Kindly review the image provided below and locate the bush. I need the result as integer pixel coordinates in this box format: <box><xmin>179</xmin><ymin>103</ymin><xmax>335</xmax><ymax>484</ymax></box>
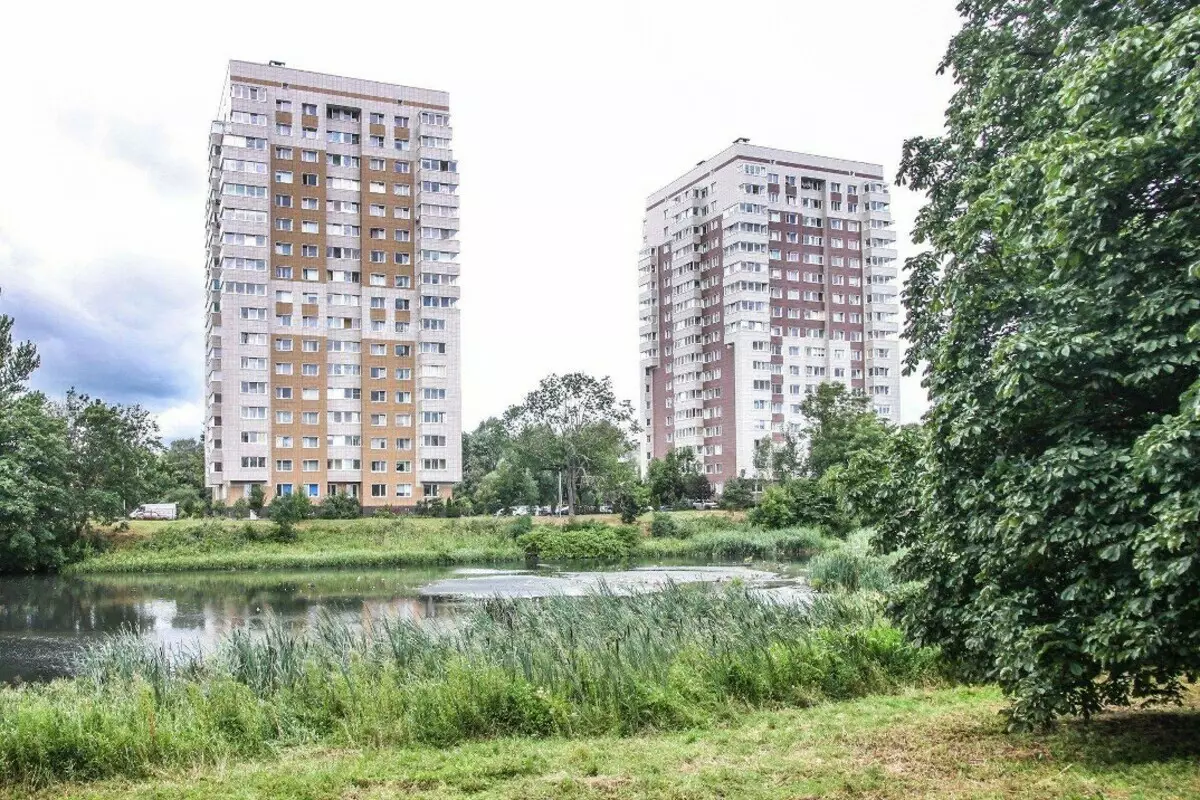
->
<box><xmin>748</xmin><ymin>478</ymin><xmax>854</xmax><ymax>536</ymax></box>
<box><xmin>649</xmin><ymin>512</ymin><xmax>680</xmax><ymax>538</ymax></box>
<box><xmin>319</xmin><ymin>493</ymin><xmax>361</xmax><ymax>519</ymax></box>
<box><xmin>507</xmin><ymin>514</ymin><xmax>534</xmax><ymax>539</ymax></box>
<box><xmin>518</xmin><ymin>523</ymin><xmax>640</xmax><ymax>561</ymax></box>
<box><xmin>748</xmin><ymin>485</ymin><xmax>796</xmax><ymax>529</ymax></box>
<box><xmin>613</xmin><ymin>485</ymin><xmax>644</xmax><ymax>524</ymax></box>
<box><xmin>267</xmin><ymin>493</ymin><xmax>312</xmax><ymax>543</ymax></box>
<box><xmin>719</xmin><ymin>477</ymin><xmax>756</xmax><ymax>510</ymax></box>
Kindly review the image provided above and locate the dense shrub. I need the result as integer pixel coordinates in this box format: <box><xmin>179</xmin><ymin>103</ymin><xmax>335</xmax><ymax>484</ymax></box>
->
<box><xmin>518</xmin><ymin>523</ymin><xmax>640</xmax><ymax>561</ymax></box>
<box><xmin>749</xmin><ymin>478</ymin><xmax>853</xmax><ymax>536</ymax></box>
<box><xmin>267</xmin><ymin>493</ymin><xmax>312</xmax><ymax>542</ymax></box>
<box><xmin>506</xmin><ymin>514</ymin><xmax>534</xmax><ymax>538</ymax></box>
<box><xmin>318</xmin><ymin>493</ymin><xmax>361</xmax><ymax>519</ymax></box>
<box><xmin>649</xmin><ymin>512</ymin><xmax>681</xmax><ymax>538</ymax></box>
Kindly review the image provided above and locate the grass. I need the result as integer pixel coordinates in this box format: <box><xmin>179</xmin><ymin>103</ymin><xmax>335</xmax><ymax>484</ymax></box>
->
<box><xmin>70</xmin><ymin>513</ymin><xmax>824</xmax><ymax>574</ymax></box>
<box><xmin>0</xmin><ymin>586</ymin><xmax>937</xmax><ymax>788</ymax></box>
<box><xmin>6</xmin><ymin>684</ymin><xmax>1198</xmax><ymax>799</ymax></box>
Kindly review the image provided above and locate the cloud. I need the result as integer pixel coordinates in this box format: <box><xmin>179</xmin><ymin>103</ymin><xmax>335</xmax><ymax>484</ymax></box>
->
<box><xmin>155</xmin><ymin>401</ymin><xmax>204</xmax><ymax>443</ymax></box>
<box><xmin>55</xmin><ymin>109</ymin><xmax>196</xmax><ymax>197</ymax></box>
<box><xmin>0</xmin><ymin>231</ymin><xmax>201</xmax><ymax>413</ymax></box>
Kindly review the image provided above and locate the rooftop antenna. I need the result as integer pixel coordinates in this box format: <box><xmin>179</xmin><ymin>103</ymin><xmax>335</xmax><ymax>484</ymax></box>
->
<box><xmin>269</xmin><ymin>60</ymin><xmax>286</xmax><ymax>66</ymax></box>
<box><xmin>733</xmin><ymin>137</ymin><xmax>750</xmax><ymax>144</ymax></box>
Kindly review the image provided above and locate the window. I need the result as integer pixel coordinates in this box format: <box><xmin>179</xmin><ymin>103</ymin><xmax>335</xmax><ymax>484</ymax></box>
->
<box><xmin>422</xmin><ymin>459</ymin><xmax>447</xmax><ymax>471</ymax></box>
<box><xmin>396</xmin><ymin>483</ymin><xmax>413</xmax><ymax>497</ymax></box>
<box><xmin>241</xmin><ymin>456</ymin><xmax>267</xmax><ymax>468</ymax></box>
<box><xmin>301</xmin><ymin>150</ymin><xmax>318</xmax><ymax>162</ymax></box>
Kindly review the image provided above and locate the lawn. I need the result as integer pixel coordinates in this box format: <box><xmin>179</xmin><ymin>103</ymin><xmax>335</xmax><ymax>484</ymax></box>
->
<box><xmin>7</xmin><ymin>684</ymin><xmax>1197</xmax><ymax>799</ymax></box>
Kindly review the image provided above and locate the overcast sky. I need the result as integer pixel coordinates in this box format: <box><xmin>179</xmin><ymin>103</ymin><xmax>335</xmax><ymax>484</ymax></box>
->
<box><xmin>0</xmin><ymin>0</ymin><xmax>962</xmax><ymax>441</ymax></box>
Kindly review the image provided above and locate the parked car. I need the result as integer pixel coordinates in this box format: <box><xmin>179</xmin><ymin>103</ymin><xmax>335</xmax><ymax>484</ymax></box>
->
<box><xmin>598</xmin><ymin>504</ymin><xmax>613</xmax><ymax>514</ymax></box>
<box><xmin>692</xmin><ymin>500</ymin><xmax>718</xmax><ymax>510</ymax></box>
<box><xmin>129</xmin><ymin>503</ymin><xmax>178</xmax><ymax>521</ymax></box>
<box><xmin>554</xmin><ymin>505</ymin><xmax>571</xmax><ymax>516</ymax></box>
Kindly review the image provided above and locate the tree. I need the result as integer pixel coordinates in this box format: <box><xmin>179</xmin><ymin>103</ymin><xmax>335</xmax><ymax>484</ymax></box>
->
<box><xmin>55</xmin><ymin>390</ymin><xmax>162</xmax><ymax>536</ymax></box>
<box><xmin>718</xmin><ymin>477</ymin><xmax>755</xmax><ymax>510</ymax></box>
<box><xmin>646</xmin><ymin>451</ymin><xmax>684</xmax><ymax>507</ymax></box>
<box><xmin>155</xmin><ymin>437</ymin><xmax>205</xmax><ymax>516</ymax></box>
<box><xmin>474</xmin><ymin>458</ymin><xmax>538</xmax><ymax>514</ymax></box>
<box><xmin>0</xmin><ymin>394</ymin><xmax>73</xmax><ymax>572</ymax></box>
<box><xmin>751</xmin><ymin>436</ymin><xmax>774</xmax><ymax>482</ymax></box>
<box><xmin>799</xmin><ymin>384</ymin><xmax>890</xmax><ymax>479</ymax></box>
<box><xmin>891</xmin><ymin>1</ymin><xmax>1200</xmax><ymax>727</ymax></box>
<box><xmin>247</xmin><ymin>484</ymin><xmax>266</xmax><ymax>516</ymax></box>
<box><xmin>612</xmin><ymin>480</ymin><xmax>647</xmax><ymax>524</ymax></box>
<box><xmin>268</xmin><ymin>492</ymin><xmax>311</xmax><ymax>542</ymax></box>
<box><xmin>504</xmin><ymin>373</ymin><xmax>638</xmax><ymax>515</ymax></box>
<box><xmin>460</xmin><ymin>417</ymin><xmax>510</xmax><ymax>501</ymax></box>
<box><xmin>0</xmin><ymin>300</ymin><xmax>160</xmax><ymax>572</ymax></box>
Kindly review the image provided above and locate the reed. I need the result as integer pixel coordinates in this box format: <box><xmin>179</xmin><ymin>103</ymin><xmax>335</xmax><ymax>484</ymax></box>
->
<box><xmin>0</xmin><ymin>585</ymin><xmax>937</xmax><ymax>787</ymax></box>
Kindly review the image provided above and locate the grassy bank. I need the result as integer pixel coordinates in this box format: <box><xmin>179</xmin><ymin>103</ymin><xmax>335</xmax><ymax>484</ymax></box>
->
<box><xmin>7</xmin><ymin>684</ymin><xmax>1198</xmax><ymax>799</ymax></box>
<box><xmin>70</xmin><ymin>513</ymin><xmax>821</xmax><ymax>574</ymax></box>
<box><xmin>0</xmin><ymin>586</ymin><xmax>937</xmax><ymax>788</ymax></box>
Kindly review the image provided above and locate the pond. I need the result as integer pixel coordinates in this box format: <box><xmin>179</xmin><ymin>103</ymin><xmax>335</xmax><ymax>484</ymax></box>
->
<box><xmin>0</xmin><ymin>560</ymin><xmax>809</xmax><ymax>683</ymax></box>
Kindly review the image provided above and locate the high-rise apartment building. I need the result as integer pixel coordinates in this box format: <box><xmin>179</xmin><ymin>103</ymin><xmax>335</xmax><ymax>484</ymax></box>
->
<box><xmin>205</xmin><ymin>61</ymin><xmax>462</xmax><ymax>508</ymax></box>
<box><xmin>638</xmin><ymin>141</ymin><xmax>900</xmax><ymax>489</ymax></box>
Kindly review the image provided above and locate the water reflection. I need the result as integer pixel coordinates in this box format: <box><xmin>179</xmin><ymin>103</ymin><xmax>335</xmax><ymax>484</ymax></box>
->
<box><xmin>0</xmin><ymin>566</ymin><xmax>472</xmax><ymax>683</ymax></box>
<box><xmin>0</xmin><ymin>561</ymin><xmax>807</xmax><ymax>684</ymax></box>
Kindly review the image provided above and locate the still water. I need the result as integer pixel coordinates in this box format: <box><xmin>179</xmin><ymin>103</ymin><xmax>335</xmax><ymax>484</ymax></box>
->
<box><xmin>0</xmin><ymin>561</ymin><xmax>806</xmax><ymax>683</ymax></box>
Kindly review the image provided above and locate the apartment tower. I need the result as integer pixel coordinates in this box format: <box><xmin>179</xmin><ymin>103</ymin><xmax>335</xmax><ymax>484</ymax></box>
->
<box><xmin>205</xmin><ymin>61</ymin><xmax>462</xmax><ymax>508</ymax></box>
<box><xmin>638</xmin><ymin>141</ymin><xmax>900</xmax><ymax>489</ymax></box>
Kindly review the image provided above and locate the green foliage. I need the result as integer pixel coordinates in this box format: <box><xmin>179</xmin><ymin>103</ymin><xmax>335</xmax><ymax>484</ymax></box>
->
<box><xmin>246</xmin><ymin>484</ymin><xmax>265</xmax><ymax>513</ymax></box>
<box><xmin>153</xmin><ymin>437</ymin><xmax>205</xmax><ymax>517</ymax></box>
<box><xmin>643</xmin><ymin>526</ymin><xmax>832</xmax><ymax>562</ymax></box>
<box><xmin>748</xmin><ymin>477</ymin><xmax>853</xmax><ymax>536</ymax></box>
<box><xmin>613</xmin><ymin>481</ymin><xmax>646</xmax><ymax>524</ymax></box>
<box><xmin>518</xmin><ymin>522</ymin><xmax>640</xmax><ymax>561</ymax></box>
<box><xmin>649</xmin><ymin>512</ymin><xmax>681</xmax><ymax>539</ymax></box>
<box><xmin>807</xmin><ymin>549</ymin><xmax>895</xmax><ymax>593</ymax></box>
<box><xmin>0</xmin><ymin>393</ymin><xmax>73</xmax><ymax>572</ymax></box>
<box><xmin>267</xmin><ymin>493</ymin><xmax>312</xmax><ymax>542</ymax></box>
<box><xmin>646</xmin><ymin>447</ymin><xmax>708</xmax><ymax>507</ymax></box>
<box><xmin>891</xmin><ymin>2</ymin><xmax>1200</xmax><ymax>727</ymax></box>
<box><xmin>473</xmin><ymin>458</ymin><xmax>538</xmax><ymax>515</ymax></box>
<box><xmin>718</xmin><ymin>477</ymin><xmax>756</xmax><ymax>510</ymax></box>
<box><xmin>318</xmin><ymin>492</ymin><xmax>361</xmax><ymax>519</ymax></box>
<box><xmin>799</xmin><ymin>383</ymin><xmax>891</xmax><ymax>480</ymax></box>
<box><xmin>0</xmin><ymin>301</ymin><xmax>163</xmax><ymax>573</ymax></box>
<box><xmin>506</xmin><ymin>514</ymin><xmax>534</xmax><ymax>538</ymax></box>
<box><xmin>0</xmin><ymin>586</ymin><xmax>936</xmax><ymax>787</ymax></box>
<box><xmin>503</xmin><ymin>373</ymin><xmax>639</xmax><ymax>515</ymax></box>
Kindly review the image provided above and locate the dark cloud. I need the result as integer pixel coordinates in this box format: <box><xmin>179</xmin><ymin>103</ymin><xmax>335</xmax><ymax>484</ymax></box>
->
<box><xmin>0</xmin><ymin>247</ymin><xmax>201</xmax><ymax>410</ymax></box>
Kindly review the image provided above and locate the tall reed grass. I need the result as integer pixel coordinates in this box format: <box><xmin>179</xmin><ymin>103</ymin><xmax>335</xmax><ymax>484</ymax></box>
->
<box><xmin>0</xmin><ymin>585</ymin><xmax>936</xmax><ymax>787</ymax></box>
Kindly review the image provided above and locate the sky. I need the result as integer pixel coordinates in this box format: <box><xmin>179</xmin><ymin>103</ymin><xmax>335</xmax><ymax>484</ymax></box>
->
<box><xmin>0</xmin><ymin>0</ymin><xmax>962</xmax><ymax>442</ymax></box>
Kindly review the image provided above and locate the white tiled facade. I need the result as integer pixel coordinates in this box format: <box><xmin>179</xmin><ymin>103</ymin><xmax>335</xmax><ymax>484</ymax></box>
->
<box><xmin>638</xmin><ymin>142</ymin><xmax>901</xmax><ymax>488</ymax></box>
<box><xmin>205</xmin><ymin>61</ymin><xmax>462</xmax><ymax>507</ymax></box>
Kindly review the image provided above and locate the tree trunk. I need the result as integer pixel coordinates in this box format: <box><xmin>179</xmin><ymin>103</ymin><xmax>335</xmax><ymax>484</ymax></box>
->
<box><xmin>566</xmin><ymin>466</ymin><xmax>579</xmax><ymax>515</ymax></box>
